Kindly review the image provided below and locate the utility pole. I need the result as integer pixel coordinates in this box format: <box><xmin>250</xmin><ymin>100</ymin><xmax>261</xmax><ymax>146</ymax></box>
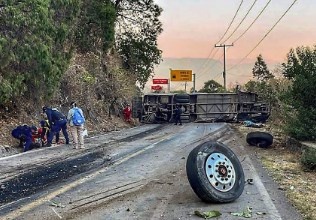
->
<box><xmin>192</xmin><ymin>73</ymin><xmax>196</xmax><ymax>93</ymax></box>
<box><xmin>215</xmin><ymin>43</ymin><xmax>233</xmax><ymax>90</ymax></box>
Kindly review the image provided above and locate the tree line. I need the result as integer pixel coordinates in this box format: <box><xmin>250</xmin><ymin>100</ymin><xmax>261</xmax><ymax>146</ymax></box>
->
<box><xmin>0</xmin><ymin>0</ymin><xmax>162</xmax><ymax>108</ymax></box>
<box><xmin>199</xmin><ymin>46</ymin><xmax>316</xmax><ymax>141</ymax></box>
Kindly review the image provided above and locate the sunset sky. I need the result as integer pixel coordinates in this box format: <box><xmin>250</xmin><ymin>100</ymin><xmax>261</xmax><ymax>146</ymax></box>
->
<box><xmin>155</xmin><ymin>0</ymin><xmax>316</xmax><ymax>64</ymax></box>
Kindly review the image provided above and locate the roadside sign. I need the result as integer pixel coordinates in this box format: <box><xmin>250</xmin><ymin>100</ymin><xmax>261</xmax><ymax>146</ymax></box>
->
<box><xmin>153</xmin><ymin>79</ymin><xmax>169</xmax><ymax>84</ymax></box>
<box><xmin>170</xmin><ymin>70</ymin><xmax>192</xmax><ymax>81</ymax></box>
<box><xmin>151</xmin><ymin>85</ymin><xmax>163</xmax><ymax>91</ymax></box>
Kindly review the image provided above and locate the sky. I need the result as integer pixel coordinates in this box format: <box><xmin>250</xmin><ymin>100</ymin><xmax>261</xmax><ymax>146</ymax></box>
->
<box><xmin>155</xmin><ymin>0</ymin><xmax>316</xmax><ymax>65</ymax></box>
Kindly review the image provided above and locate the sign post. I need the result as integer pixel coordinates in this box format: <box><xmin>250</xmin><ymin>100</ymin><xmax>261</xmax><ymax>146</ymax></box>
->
<box><xmin>170</xmin><ymin>70</ymin><xmax>193</xmax><ymax>82</ymax></box>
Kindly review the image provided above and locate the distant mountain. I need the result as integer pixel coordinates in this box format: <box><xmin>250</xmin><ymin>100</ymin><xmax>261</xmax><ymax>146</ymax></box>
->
<box><xmin>145</xmin><ymin>57</ymin><xmax>279</xmax><ymax>92</ymax></box>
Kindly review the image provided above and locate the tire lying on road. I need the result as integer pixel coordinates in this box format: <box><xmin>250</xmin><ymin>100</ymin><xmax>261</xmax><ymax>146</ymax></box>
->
<box><xmin>186</xmin><ymin>141</ymin><xmax>245</xmax><ymax>203</ymax></box>
<box><xmin>246</xmin><ymin>131</ymin><xmax>273</xmax><ymax>148</ymax></box>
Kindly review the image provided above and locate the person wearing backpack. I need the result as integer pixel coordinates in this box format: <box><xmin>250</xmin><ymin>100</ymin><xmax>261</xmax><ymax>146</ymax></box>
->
<box><xmin>42</xmin><ymin>106</ymin><xmax>70</xmax><ymax>147</ymax></box>
<box><xmin>67</xmin><ymin>101</ymin><xmax>85</xmax><ymax>149</ymax></box>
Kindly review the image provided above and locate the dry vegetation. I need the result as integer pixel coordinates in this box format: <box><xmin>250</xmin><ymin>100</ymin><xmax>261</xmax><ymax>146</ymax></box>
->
<box><xmin>0</xmin><ymin>52</ymin><xmax>139</xmax><ymax>149</ymax></box>
<box><xmin>237</xmin><ymin>124</ymin><xmax>316</xmax><ymax>220</ymax></box>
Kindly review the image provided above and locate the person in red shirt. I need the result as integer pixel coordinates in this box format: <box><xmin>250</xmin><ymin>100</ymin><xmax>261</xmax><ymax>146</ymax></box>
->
<box><xmin>123</xmin><ymin>104</ymin><xmax>132</xmax><ymax>122</ymax></box>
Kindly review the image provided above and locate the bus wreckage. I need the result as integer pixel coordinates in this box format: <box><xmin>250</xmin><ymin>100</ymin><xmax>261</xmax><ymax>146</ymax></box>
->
<box><xmin>132</xmin><ymin>91</ymin><xmax>270</xmax><ymax>124</ymax></box>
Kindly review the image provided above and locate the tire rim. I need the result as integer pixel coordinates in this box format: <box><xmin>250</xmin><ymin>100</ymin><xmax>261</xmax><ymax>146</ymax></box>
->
<box><xmin>205</xmin><ymin>153</ymin><xmax>236</xmax><ymax>192</ymax></box>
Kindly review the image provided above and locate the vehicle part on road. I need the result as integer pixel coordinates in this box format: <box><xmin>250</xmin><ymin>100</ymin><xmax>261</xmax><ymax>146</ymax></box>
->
<box><xmin>246</xmin><ymin>131</ymin><xmax>273</xmax><ymax>148</ymax></box>
<box><xmin>186</xmin><ymin>141</ymin><xmax>245</xmax><ymax>203</ymax></box>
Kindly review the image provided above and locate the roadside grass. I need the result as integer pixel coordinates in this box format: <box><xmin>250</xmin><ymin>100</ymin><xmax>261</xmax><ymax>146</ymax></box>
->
<box><xmin>237</xmin><ymin>125</ymin><xmax>316</xmax><ymax>220</ymax></box>
<box><xmin>260</xmin><ymin>148</ymin><xmax>316</xmax><ymax>220</ymax></box>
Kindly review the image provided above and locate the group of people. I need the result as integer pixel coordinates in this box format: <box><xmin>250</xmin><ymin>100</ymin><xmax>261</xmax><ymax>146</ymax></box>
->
<box><xmin>11</xmin><ymin>102</ymin><xmax>86</xmax><ymax>152</ymax></box>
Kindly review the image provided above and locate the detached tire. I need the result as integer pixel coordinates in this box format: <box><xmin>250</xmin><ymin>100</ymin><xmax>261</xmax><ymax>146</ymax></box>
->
<box><xmin>186</xmin><ymin>141</ymin><xmax>245</xmax><ymax>203</ymax></box>
<box><xmin>246</xmin><ymin>132</ymin><xmax>273</xmax><ymax>148</ymax></box>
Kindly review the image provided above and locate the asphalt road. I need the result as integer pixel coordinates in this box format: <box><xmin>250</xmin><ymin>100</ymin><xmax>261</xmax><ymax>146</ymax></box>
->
<box><xmin>0</xmin><ymin>123</ymin><xmax>302</xmax><ymax>220</ymax></box>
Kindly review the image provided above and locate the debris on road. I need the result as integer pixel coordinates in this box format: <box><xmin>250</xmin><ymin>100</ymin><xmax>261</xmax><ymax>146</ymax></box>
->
<box><xmin>230</xmin><ymin>206</ymin><xmax>252</xmax><ymax>218</ymax></box>
<box><xmin>194</xmin><ymin>210</ymin><xmax>222</xmax><ymax>219</ymax></box>
<box><xmin>49</xmin><ymin>200</ymin><xmax>65</xmax><ymax>208</ymax></box>
<box><xmin>246</xmin><ymin>178</ymin><xmax>254</xmax><ymax>185</ymax></box>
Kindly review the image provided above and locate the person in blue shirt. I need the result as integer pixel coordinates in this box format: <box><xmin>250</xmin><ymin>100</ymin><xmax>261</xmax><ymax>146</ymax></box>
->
<box><xmin>11</xmin><ymin>125</ymin><xmax>37</xmax><ymax>152</ymax></box>
<box><xmin>42</xmin><ymin>106</ymin><xmax>70</xmax><ymax>147</ymax></box>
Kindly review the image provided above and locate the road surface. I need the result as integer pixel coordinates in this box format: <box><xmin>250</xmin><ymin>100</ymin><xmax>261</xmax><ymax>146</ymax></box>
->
<box><xmin>0</xmin><ymin>123</ymin><xmax>302</xmax><ymax>219</ymax></box>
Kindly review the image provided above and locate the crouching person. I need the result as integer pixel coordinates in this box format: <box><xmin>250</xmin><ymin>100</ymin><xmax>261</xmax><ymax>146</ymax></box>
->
<box><xmin>68</xmin><ymin>102</ymin><xmax>85</xmax><ymax>149</ymax></box>
<box><xmin>11</xmin><ymin>125</ymin><xmax>37</xmax><ymax>152</ymax></box>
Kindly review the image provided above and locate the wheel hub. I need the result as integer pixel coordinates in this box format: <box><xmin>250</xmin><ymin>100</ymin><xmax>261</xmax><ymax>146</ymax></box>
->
<box><xmin>205</xmin><ymin>152</ymin><xmax>236</xmax><ymax>192</ymax></box>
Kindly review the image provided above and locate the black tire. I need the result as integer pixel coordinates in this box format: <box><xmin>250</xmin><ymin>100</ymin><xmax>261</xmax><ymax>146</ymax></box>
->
<box><xmin>186</xmin><ymin>141</ymin><xmax>245</xmax><ymax>203</ymax></box>
<box><xmin>246</xmin><ymin>131</ymin><xmax>273</xmax><ymax>148</ymax></box>
<box><xmin>174</xmin><ymin>98</ymin><xmax>190</xmax><ymax>103</ymax></box>
<box><xmin>174</xmin><ymin>94</ymin><xmax>190</xmax><ymax>103</ymax></box>
<box><xmin>174</xmin><ymin>94</ymin><xmax>190</xmax><ymax>99</ymax></box>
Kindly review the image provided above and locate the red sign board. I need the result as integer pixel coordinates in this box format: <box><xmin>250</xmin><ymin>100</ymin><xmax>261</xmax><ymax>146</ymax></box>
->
<box><xmin>151</xmin><ymin>85</ymin><xmax>163</xmax><ymax>91</ymax></box>
<box><xmin>153</xmin><ymin>79</ymin><xmax>168</xmax><ymax>84</ymax></box>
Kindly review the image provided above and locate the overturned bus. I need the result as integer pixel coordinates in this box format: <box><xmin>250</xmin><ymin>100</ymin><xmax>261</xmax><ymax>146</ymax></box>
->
<box><xmin>132</xmin><ymin>91</ymin><xmax>270</xmax><ymax>124</ymax></box>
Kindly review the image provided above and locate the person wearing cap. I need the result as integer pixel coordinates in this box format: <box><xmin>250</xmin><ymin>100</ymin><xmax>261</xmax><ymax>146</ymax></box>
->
<box><xmin>11</xmin><ymin>125</ymin><xmax>37</xmax><ymax>152</ymax></box>
<box><xmin>123</xmin><ymin>104</ymin><xmax>132</xmax><ymax>122</ymax></box>
<box><xmin>67</xmin><ymin>102</ymin><xmax>85</xmax><ymax>149</ymax></box>
<box><xmin>42</xmin><ymin>106</ymin><xmax>70</xmax><ymax>147</ymax></box>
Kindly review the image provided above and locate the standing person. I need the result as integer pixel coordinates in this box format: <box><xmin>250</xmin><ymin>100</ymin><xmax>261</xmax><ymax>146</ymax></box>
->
<box><xmin>123</xmin><ymin>104</ymin><xmax>132</xmax><ymax>122</ymax></box>
<box><xmin>174</xmin><ymin>104</ymin><xmax>182</xmax><ymax>125</ymax></box>
<box><xmin>67</xmin><ymin>101</ymin><xmax>85</xmax><ymax>149</ymax></box>
<box><xmin>42</xmin><ymin>106</ymin><xmax>70</xmax><ymax>147</ymax></box>
<box><xmin>11</xmin><ymin>125</ymin><xmax>37</xmax><ymax>152</ymax></box>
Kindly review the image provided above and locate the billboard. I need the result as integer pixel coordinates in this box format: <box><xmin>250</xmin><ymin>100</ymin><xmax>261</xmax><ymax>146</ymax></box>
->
<box><xmin>153</xmin><ymin>79</ymin><xmax>169</xmax><ymax>84</ymax></box>
<box><xmin>170</xmin><ymin>70</ymin><xmax>192</xmax><ymax>81</ymax></box>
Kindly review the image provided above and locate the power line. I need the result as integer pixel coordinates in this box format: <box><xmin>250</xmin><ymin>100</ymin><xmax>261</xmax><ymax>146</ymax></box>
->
<box><xmin>215</xmin><ymin>0</ymin><xmax>244</xmax><ymax>44</ymax></box>
<box><xmin>232</xmin><ymin>0</ymin><xmax>272</xmax><ymax>44</ymax></box>
<box><xmin>193</xmin><ymin>0</ymin><xmax>244</xmax><ymax>80</ymax></box>
<box><xmin>221</xmin><ymin>0</ymin><xmax>258</xmax><ymax>44</ymax></box>
<box><xmin>228</xmin><ymin>0</ymin><xmax>298</xmax><ymax>71</ymax></box>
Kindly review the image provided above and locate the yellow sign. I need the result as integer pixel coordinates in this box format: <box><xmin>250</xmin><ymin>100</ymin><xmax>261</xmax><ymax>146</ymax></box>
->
<box><xmin>170</xmin><ymin>70</ymin><xmax>192</xmax><ymax>82</ymax></box>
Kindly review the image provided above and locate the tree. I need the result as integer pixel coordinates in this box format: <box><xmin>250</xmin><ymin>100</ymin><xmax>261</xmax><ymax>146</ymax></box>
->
<box><xmin>114</xmin><ymin>0</ymin><xmax>163</xmax><ymax>89</ymax></box>
<box><xmin>281</xmin><ymin>45</ymin><xmax>316</xmax><ymax>140</ymax></box>
<box><xmin>75</xmin><ymin>0</ymin><xmax>116</xmax><ymax>53</ymax></box>
<box><xmin>199</xmin><ymin>80</ymin><xmax>225</xmax><ymax>93</ymax></box>
<box><xmin>252</xmin><ymin>54</ymin><xmax>274</xmax><ymax>81</ymax></box>
<box><xmin>0</xmin><ymin>0</ymin><xmax>81</xmax><ymax>104</ymax></box>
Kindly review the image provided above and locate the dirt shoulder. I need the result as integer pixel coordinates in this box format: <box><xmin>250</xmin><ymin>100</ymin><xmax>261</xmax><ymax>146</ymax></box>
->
<box><xmin>233</xmin><ymin>123</ymin><xmax>316</xmax><ymax>220</ymax></box>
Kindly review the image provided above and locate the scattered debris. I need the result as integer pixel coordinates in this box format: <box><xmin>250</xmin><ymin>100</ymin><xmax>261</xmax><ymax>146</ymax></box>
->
<box><xmin>230</xmin><ymin>206</ymin><xmax>252</xmax><ymax>218</ymax></box>
<box><xmin>243</xmin><ymin>120</ymin><xmax>264</xmax><ymax>128</ymax></box>
<box><xmin>49</xmin><ymin>200</ymin><xmax>65</xmax><ymax>208</ymax></box>
<box><xmin>246</xmin><ymin>179</ymin><xmax>254</xmax><ymax>185</ymax></box>
<box><xmin>194</xmin><ymin>210</ymin><xmax>221</xmax><ymax>219</ymax></box>
<box><xmin>256</xmin><ymin>211</ymin><xmax>267</xmax><ymax>215</ymax></box>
